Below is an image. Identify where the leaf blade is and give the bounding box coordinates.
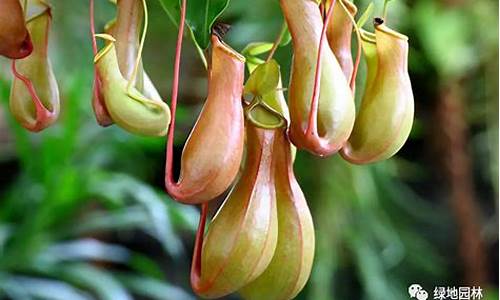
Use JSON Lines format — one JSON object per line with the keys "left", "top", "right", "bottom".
{"left": 158, "top": 0, "right": 230, "bottom": 49}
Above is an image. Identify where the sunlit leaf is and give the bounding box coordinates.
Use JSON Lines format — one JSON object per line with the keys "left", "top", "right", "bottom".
{"left": 242, "top": 42, "right": 273, "bottom": 56}
{"left": 279, "top": 27, "right": 291, "bottom": 46}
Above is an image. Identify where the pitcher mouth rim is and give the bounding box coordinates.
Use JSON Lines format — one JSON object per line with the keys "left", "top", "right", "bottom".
{"left": 212, "top": 34, "right": 246, "bottom": 63}
{"left": 374, "top": 18, "right": 409, "bottom": 41}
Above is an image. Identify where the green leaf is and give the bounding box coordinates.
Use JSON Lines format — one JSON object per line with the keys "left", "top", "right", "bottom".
{"left": 357, "top": 2, "right": 374, "bottom": 29}
{"left": 245, "top": 56, "right": 266, "bottom": 74}
{"left": 244, "top": 60, "right": 280, "bottom": 97}
{"left": 159, "top": 0, "right": 230, "bottom": 49}
{"left": 57, "top": 264, "right": 133, "bottom": 300}
{"left": 158, "top": 0, "right": 181, "bottom": 27}
{"left": 88, "top": 173, "right": 184, "bottom": 257}
{"left": 279, "top": 28, "right": 291, "bottom": 47}
{"left": 242, "top": 42, "right": 274, "bottom": 57}
{"left": 240, "top": 23, "right": 290, "bottom": 73}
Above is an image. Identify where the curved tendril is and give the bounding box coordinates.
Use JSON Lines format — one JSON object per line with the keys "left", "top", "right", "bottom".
{"left": 22, "top": 0, "right": 28, "bottom": 19}
{"left": 190, "top": 202, "right": 208, "bottom": 287}
{"left": 266, "top": 22, "right": 287, "bottom": 62}
{"left": 105, "top": 0, "right": 162, "bottom": 108}
{"left": 11, "top": 60, "right": 52, "bottom": 124}
{"left": 126, "top": 0, "right": 148, "bottom": 92}
{"left": 306, "top": 0, "right": 335, "bottom": 137}
{"left": 165, "top": 0, "right": 187, "bottom": 187}
{"left": 90, "top": 0, "right": 98, "bottom": 56}
{"left": 339, "top": 0, "right": 363, "bottom": 91}
{"left": 93, "top": 33, "right": 115, "bottom": 60}
{"left": 90, "top": 0, "right": 102, "bottom": 116}
{"left": 11, "top": 2, "right": 54, "bottom": 128}
{"left": 90, "top": 0, "right": 109, "bottom": 125}
{"left": 128, "top": 91, "right": 165, "bottom": 107}
{"left": 194, "top": 42, "right": 208, "bottom": 70}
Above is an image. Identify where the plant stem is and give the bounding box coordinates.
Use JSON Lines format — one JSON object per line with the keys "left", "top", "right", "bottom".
{"left": 23, "top": 0, "right": 28, "bottom": 19}
{"left": 306, "top": 0, "right": 336, "bottom": 136}
{"left": 11, "top": 61, "right": 52, "bottom": 129}
{"left": 165, "top": 0, "right": 187, "bottom": 188}
{"left": 194, "top": 41, "right": 208, "bottom": 69}
{"left": 190, "top": 202, "right": 208, "bottom": 288}
{"left": 127, "top": 0, "right": 148, "bottom": 91}
{"left": 339, "top": 0, "right": 362, "bottom": 91}
{"left": 89, "top": 0, "right": 97, "bottom": 55}
{"left": 266, "top": 22, "right": 287, "bottom": 62}
{"left": 383, "top": 0, "right": 391, "bottom": 20}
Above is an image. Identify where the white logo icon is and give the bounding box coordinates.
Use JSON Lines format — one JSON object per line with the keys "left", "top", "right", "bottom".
{"left": 416, "top": 289, "right": 429, "bottom": 300}
{"left": 409, "top": 284, "right": 428, "bottom": 300}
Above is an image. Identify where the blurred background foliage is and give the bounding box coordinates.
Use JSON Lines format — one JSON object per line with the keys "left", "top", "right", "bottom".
{"left": 0, "top": 0, "right": 498, "bottom": 299}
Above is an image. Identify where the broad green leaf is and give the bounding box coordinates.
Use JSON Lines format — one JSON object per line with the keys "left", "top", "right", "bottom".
{"left": 244, "top": 60, "right": 280, "bottom": 97}
{"left": 240, "top": 23, "right": 290, "bottom": 72}
{"left": 57, "top": 264, "right": 132, "bottom": 300}
{"left": 158, "top": 0, "right": 182, "bottom": 26}
{"left": 159, "top": 0, "right": 230, "bottom": 49}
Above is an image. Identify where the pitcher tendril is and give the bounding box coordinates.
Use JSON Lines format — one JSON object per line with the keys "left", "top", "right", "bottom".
{"left": 92, "top": 0, "right": 171, "bottom": 136}
{"left": 307, "top": 0, "right": 336, "bottom": 138}
{"left": 9, "top": 1, "right": 59, "bottom": 132}
{"left": 11, "top": 60, "right": 53, "bottom": 125}
{"left": 165, "top": 0, "right": 245, "bottom": 204}
{"left": 126, "top": 0, "right": 148, "bottom": 92}
{"left": 338, "top": 0, "right": 363, "bottom": 91}
{"left": 22, "top": 0, "right": 28, "bottom": 19}
{"left": 266, "top": 22, "right": 287, "bottom": 62}
{"left": 165, "top": 0, "right": 187, "bottom": 187}
{"left": 90, "top": 0, "right": 97, "bottom": 55}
